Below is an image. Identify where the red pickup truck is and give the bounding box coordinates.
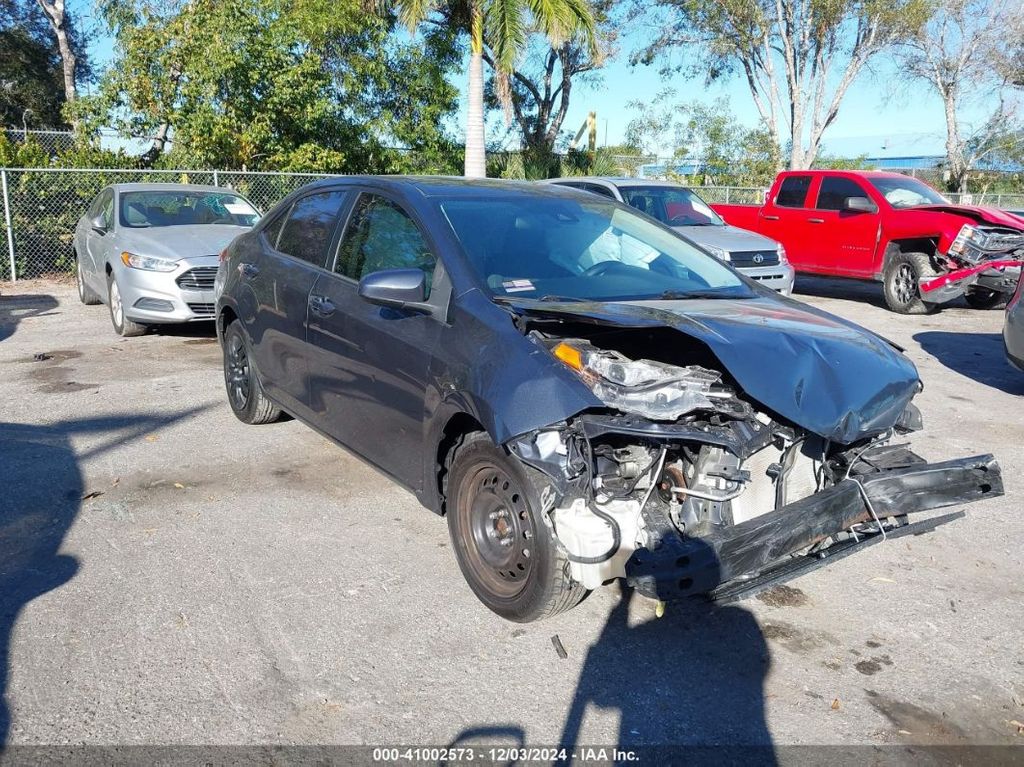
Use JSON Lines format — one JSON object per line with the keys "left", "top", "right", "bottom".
{"left": 712, "top": 170, "right": 1024, "bottom": 313}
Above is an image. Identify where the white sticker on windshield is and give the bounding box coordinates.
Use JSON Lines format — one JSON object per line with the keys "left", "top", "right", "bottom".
{"left": 224, "top": 202, "right": 257, "bottom": 216}
{"left": 502, "top": 279, "right": 535, "bottom": 293}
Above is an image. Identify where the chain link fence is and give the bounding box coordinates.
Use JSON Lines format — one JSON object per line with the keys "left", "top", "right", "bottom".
{"left": 3, "top": 166, "right": 1023, "bottom": 283}
{"left": 0, "top": 168, "right": 338, "bottom": 281}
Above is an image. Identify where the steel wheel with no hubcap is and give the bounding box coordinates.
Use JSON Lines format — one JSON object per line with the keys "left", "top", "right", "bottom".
{"left": 461, "top": 462, "right": 535, "bottom": 599}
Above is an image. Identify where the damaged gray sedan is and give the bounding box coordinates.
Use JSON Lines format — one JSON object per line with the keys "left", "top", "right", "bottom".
{"left": 216, "top": 177, "right": 1003, "bottom": 622}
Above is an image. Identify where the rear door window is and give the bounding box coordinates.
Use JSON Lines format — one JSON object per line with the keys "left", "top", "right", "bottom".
{"left": 276, "top": 190, "right": 348, "bottom": 267}
{"left": 815, "top": 177, "right": 868, "bottom": 210}
{"left": 775, "top": 176, "right": 812, "bottom": 208}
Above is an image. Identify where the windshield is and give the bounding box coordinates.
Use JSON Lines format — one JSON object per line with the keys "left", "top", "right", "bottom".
{"left": 620, "top": 186, "right": 724, "bottom": 226}
{"left": 119, "top": 191, "right": 261, "bottom": 228}
{"left": 868, "top": 178, "right": 949, "bottom": 208}
{"left": 439, "top": 195, "right": 751, "bottom": 302}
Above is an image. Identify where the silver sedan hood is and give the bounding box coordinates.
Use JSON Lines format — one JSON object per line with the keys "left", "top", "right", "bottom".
{"left": 673, "top": 223, "right": 780, "bottom": 253}
{"left": 116, "top": 225, "right": 251, "bottom": 260}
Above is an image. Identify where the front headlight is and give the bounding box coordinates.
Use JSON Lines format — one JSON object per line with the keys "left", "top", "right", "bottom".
{"left": 703, "top": 245, "right": 731, "bottom": 262}
{"left": 552, "top": 340, "right": 729, "bottom": 421}
{"left": 121, "top": 251, "right": 178, "bottom": 272}
{"left": 948, "top": 224, "right": 977, "bottom": 256}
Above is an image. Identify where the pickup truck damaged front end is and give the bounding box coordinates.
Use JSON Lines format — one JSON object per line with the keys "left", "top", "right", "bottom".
{"left": 498, "top": 300, "right": 1004, "bottom": 601}
{"left": 923, "top": 217, "right": 1024, "bottom": 302}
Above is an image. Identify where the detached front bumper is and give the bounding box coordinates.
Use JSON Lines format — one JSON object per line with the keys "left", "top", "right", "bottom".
{"left": 625, "top": 455, "right": 1002, "bottom": 601}
{"left": 920, "top": 260, "right": 1022, "bottom": 303}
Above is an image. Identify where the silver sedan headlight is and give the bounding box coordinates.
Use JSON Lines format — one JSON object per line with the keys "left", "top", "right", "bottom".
{"left": 120, "top": 251, "right": 178, "bottom": 272}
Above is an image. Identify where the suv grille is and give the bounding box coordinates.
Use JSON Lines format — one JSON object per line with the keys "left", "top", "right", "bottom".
{"left": 730, "top": 250, "right": 780, "bottom": 268}
{"left": 176, "top": 266, "right": 218, "bottom": 290}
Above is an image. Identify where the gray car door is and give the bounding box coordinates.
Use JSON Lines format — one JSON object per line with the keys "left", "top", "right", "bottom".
{"left": 306, "top": 191, "right": 447, "bottom": 490}
{"left": 243, "top": 188, "right": 349, "bottom": 419}
{"left": 82, "top": 189, "right": 114, "bottom": 293}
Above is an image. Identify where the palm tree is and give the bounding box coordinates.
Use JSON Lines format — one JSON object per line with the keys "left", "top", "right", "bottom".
{"left": 389, "top": 0, "right": 596, "bottom": 177}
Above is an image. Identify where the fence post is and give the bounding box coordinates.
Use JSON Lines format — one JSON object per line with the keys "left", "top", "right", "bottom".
{"left": 725, "top": 187, "right": 731, "bottom": 204}
{"left": 1, "top": 170, "right": 15, "bottom": 283}
{"left": 213, "top": 169, "right": 219, "bottom": 187}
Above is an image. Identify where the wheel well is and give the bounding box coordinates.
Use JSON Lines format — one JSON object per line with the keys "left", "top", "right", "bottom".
{"left": 218, "top": 306, "right": 238, "bottom": 338}
{"left": 104, "top": 261, "right": 112, "bottom": 275}
{"left": 434, "top": 413, "right": 486, "bottom": 516}
{"left": 882, "top": 239, "right": 938, "bottom": 273}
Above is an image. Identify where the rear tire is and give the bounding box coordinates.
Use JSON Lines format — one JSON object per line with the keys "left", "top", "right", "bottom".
{"left": 223, "top": 320, "right": 281, "bottom": 425}
{"left": 883, "top": 252, "right": 939, "bottom": 315}
{"left": 446, "top": 433, "right": 586, "bottom": 622}
{"left": 964, "top": 286, "right": 1006, "bottom": 310}
{"left": 107, "top": 273, "right": 147, "bottom": 336}
{"left": 76, "top": 255, "right": 101, "bottom": 305}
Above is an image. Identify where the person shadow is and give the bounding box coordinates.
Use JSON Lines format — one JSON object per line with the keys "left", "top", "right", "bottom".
{"left": 556, "top": 583, "right": 775, "bottom": 763}
{"left": 0, "top": 409, "right": 207, "bottom": 746}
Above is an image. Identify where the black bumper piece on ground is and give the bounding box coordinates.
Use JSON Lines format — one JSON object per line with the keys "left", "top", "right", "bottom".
{"left": 625, "top": 455, "right": 1002, "bottom": 602}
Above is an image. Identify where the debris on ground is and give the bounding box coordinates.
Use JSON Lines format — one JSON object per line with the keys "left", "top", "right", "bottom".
{"left": 551, "top": 634, "right": 568, "bottom": 659}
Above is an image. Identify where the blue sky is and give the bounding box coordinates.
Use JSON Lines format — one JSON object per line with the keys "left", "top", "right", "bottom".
{"left": 79, "top": 9, "right": 991, "bottom": 160}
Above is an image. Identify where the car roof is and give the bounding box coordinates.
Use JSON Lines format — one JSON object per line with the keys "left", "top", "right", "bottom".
{"left": 296, "top": 175, "right": 598, "bottom": 200}
{"left": 108, "top": 183, "right": 239, "bottom": 194}
{"left": 547, "top": 177, "right": 695, "bottom": 189}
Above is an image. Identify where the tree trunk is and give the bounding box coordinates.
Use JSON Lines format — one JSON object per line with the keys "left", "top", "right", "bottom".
{"left": 464, "top": 5, "right": 487, "bottom": 178}
{"left": 37, "top": 0, "right": 77, "bottom": 106}
{"left": 941, "top": 87, "right": 967, "bottom": 193}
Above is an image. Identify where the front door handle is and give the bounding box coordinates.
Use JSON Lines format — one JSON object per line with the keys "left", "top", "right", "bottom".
{"left": 308, "top": 294, "right": 336, "bottom": 317}
{"left": 762, "top": 214, "right": 780, "bottom": 221}
{"left": 808, "top": 217, "right": 825, "bottom": 224}
{"left": 239, "top": 262, "right": 260, "bottom": 278}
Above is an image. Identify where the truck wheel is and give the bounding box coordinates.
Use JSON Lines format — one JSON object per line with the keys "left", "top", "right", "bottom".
{"left": 446, "top": 432, "right": 586, "bottom": 622}
{"left": 107, "top": 273, "right": 148, "bottom": 336}
{"left": 964, "top": 287, "right": 1005, "bottom": 310}
{"left": 76, "top": 254, "right": 101, "bottom": 305}
{"left": 883, "top": 252, "right": 939, "bottom": 315}
{"left": 223, "top": 320, "right": 281, "bottom": 425}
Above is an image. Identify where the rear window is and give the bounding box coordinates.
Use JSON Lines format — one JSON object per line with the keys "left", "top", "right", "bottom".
{"left": 775, "top": 176, "right": 812, "bottom": 208}
{"left": 276, "top": 190, "right": 347, "bottom": 267}
{"left": 815, "top": 177, "right": 868, "bottom": 210}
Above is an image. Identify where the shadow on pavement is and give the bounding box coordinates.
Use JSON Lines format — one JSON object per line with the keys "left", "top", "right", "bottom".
{"left": 447, "top": 579, "right": 773, "bottom": 763}
{"left": 0, "top": 408, "right": 208, "bottom": 746}
{"left": 913, "top": 331, "right": 1024, "bottom": 394}
{"left": 0, "top": 294, "right": 60, "bottom": 344}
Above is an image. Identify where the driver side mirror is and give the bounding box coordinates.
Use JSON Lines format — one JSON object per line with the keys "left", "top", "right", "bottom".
{"left": 843, "top": 196, "right": 877, "bottom": 213}
{"left": 358, "top": 268, "right": 435, "bottom": 316}
{"left": 90, "top": 213, "right": 107, "bottom": 234}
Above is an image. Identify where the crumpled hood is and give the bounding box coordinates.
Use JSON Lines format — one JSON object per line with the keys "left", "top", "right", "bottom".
{"left": 914, "top": 204, "right": 1024, "bottom": 230}
{"left": 118, "top": 225, "right": 251, "bottom": 260}
{"left": 673, "top": 223, "right": 781, "bottom": 253}
{"left": 510, "top": 296, "right": 920, "bottom": 445}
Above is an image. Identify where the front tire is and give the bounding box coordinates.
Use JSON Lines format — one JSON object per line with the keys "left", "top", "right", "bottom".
{"left": 446, "top": 433, "right": 586, "bottom": 622}
{"left": 107, "top": 273, "right": 147, "bottom": 336}
{"left": 964, "top": 286, "right": 1006, "bottom": 310}
{"left": 883, "top": 252, "right": 939, "bottom": 315}
{"left": 223, "top": 320, "right": 281, "bottom": 425}
{"left": 76, "top": 255, "right": 101, "bottom": 305}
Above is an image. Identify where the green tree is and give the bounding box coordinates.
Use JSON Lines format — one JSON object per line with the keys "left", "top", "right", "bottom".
{"left": 634, "top": 0, "right": 930, "bottom": 169}
{"left": 387, "top": 0, "right": 596, "bottom": 177}
{"left": 76, "top": 0, "right": 461, "bottom": 171}
{"left": 625, "top": 91, "right": 781, "bottom": 184}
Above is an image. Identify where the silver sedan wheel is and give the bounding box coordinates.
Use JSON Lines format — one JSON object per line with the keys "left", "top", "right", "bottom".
{"left": 110, "top": 279, "right": 124, "bottom": 326}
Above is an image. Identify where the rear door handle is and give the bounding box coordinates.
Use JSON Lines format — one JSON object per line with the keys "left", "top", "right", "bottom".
{"left": 762, "top": 215, "right": 780, "bottom": 221}
{"left": 308, "top": 294, "right": 336, "bottom": 317}
{"left": 239, "top": 262, "right": 260, "bottom": 278}
{"left": 808, "top": 218, "right": 825, "bottom": 224}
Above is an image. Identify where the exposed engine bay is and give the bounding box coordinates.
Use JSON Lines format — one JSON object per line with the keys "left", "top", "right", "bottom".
{"left": 505, "top": 322, "right": 1001, "bottom": 599}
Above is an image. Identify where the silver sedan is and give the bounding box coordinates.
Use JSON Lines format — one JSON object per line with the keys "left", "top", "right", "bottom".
{"left": 73, "top": 183, "right": 260, "bottom": 336}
